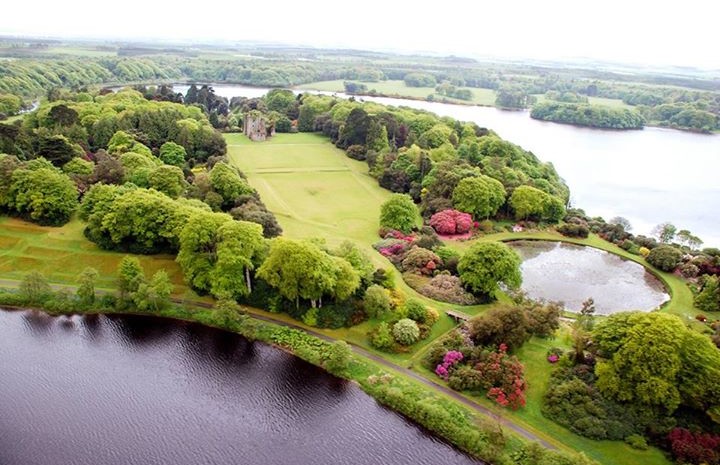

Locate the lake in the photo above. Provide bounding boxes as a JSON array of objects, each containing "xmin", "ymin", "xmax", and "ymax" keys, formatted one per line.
[
  {"xmin": 0, "ymin": 309, "xmax": 479, "ymax": 465},
  {"xmin": 508, "ymin": 240, "xmax": 669, "ymax": 314},
  {"xmin": 170, "ymin": 83, "xmax": 720, "ymax": 247}
]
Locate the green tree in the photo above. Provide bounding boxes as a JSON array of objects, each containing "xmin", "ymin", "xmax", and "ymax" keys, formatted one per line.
[
  {"xmin": 652, "ymin": 222, "xmax": 677, "ymax": 244},
  {"xmin": 176, "ymin": 211, "xmax": 234, "ymax": 293},
  {"xmin": 256, "ymin": 238, "xmax": 338, "ymax": 308},
  {"xmin": 458, "ymin": 242, "xmax": 521, "ymax": 297},
  {"xmin": 452, "ymin": 175, "xmax": 506, "ymax": 219},
  {"xmin": 593, "ymin": 312, "xmax": 720, "ymax": 415},
  {"xmin": 63, "ymin": 158, "xmax": 94, "ymax": 176},
  {"xmin": 117, "ymin": 256, "xmax": 144, "ymax": 302},
  {"xmin": 148, "ymin": 165, "xmax": 186, "ymax": 199},
  {"xmin": 379, "ymin": 193, "xmax": 418, "ymax": 233},
  {"xmin": 332, "ymin": 240, "xmax": 374, "ymax": 287},
  {"xmin": 36, "ymin": 134, "xmax": 84, "ymax": 167},
  {"xmin": 210, "ymin": 220, "xmax": 266, "ymax": 299},
  {"xmin": 509, "ymin": 185, "xmax": 548, "ymax": 220},
  {"xmin": 158, "ymin": 141, "xmax": 187, "ymax": 167},
  {"xmin": 324, "ymin": 340, "xmax": 352, "ymax": 374},
  {"xmin": 76, "ymin": 267, "xmax": 99, "ymax": 305},
  {"xmin": 20, "ymin": 271, "xmax": 52, "ymax": 303},
  {"xmin": 132, "ymin": 270, "xmax": 172, "ymax": 311},
  {"xmin": 8, "ymin": 167, "xmax": 78, "ymax": 225},
  {"xmin": 363, "ymin": 284, "xmax": 392, "ymax": 318},
  {"xmin": 209, "ymin": 162, "xmax": 253, "ymax": 206}
]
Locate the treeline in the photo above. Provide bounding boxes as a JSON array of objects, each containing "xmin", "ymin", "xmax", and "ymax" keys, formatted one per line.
[
  {"xmin": 530, "ymin": 102, "xmax": 646, "ymax": 129},
  {"xmin": 1, "ymin": 55, "xmax": 718, "ymax": 132},
  {"xmin": 2, "ymin": 89, "xmax": 226, "ymax": 160}
]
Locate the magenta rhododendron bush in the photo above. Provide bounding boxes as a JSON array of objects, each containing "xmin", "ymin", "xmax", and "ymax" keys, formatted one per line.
[{"xmin": 429, "ymin": 209, "xmax": 473, "ymax": 235}]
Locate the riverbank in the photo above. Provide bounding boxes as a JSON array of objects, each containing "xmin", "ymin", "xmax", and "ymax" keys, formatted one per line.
[{"xmin": 0, "ymin": 294, "xmax": 599, "ymax": 465}]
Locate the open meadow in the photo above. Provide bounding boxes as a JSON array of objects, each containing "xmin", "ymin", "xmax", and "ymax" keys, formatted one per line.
[
  {"xmin": 298, "ymin": 79, "xmax": 497, "ymax": 106},
  {"xmin": 0, "ymin": 216, "xmax": 199, "ymax": 298}
]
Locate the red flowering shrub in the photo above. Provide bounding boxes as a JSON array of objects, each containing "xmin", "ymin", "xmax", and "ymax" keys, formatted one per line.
[
  {"xmin": 429, "ymin": 209, "xmax": 473, "ymax": 235},
  {"xmin": 401, "ymin": 246, "xmax": 442, "ymax": 275},
  {"xmin": 475, "ymin": 344, "xmax": 527, "ymax": 410},
  {"xmin": 667, "ymin": 428, "xmax": 720, "ymax": 465}
]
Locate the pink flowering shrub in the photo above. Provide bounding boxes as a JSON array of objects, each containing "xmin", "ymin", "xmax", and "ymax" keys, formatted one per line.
[
  {"xmin": 429, "ymin": 209, "xmax": 473, "ymax": 235},
  {"xmin": 434, "ymin": 350, "xmax": 464, "ymax": 380}
]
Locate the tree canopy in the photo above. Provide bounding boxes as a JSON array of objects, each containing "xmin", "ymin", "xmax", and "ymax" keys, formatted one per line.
[{"xmin": 458, "ymin": 242, "xmax": 522, "ymax": 297}]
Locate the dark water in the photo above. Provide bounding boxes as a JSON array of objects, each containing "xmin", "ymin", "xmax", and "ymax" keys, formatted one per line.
[
  {"xmin": 509, "ymin": 240, "xmax": 669, "ymax": 314},
  {"xmin": 0, "ymin": 309, "xmax": 479, "ymax": 465}
]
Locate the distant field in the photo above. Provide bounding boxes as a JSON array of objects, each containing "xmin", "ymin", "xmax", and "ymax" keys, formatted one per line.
[
  {"xmin": 299, "ymin": 80, "xmax": 496, "ymax": 106},
  {"xmin": 532, "ymin": 94, "xmax": 632, "ymax": 109},
  {"xmin": 0, "ymin": 216, "xmax": 196, "ymax": 297},
  {"xmin": 0, "ymin": 47, "xmax": 116, "ymax": 58}
]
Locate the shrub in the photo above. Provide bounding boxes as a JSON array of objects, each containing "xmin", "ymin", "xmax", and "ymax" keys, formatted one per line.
[
  {"xmin": 429, "ymin": 209, "xmax": 473, "ymax": 235},
  {"xmin": 557, "ymin": 223, "xmax": 590, "ymax": 238},
  {"xmin": 405, "ymin": 299, "xmax": 428, "ymax": 323},
  {"xmin": 667, "ymin": 428, "xmax": 720, "ymax": 465},
  {"xmin": 625, "ymin": 434, "xmax": 648, "ymax": 450},
  {"xmin": 639, "ymin": 246, "xmax": 650, "ymax": 257},
  {"xmin": 393, "ymin": 318, "xmax": 420, "ymax": 345},
  {"xmin": 679, "ymin": 262, "xmax": 700, "ymax": 278},
  {"xmin": 425, "ymin": 307, "xmax": 440, "ymax": 326},
  {"xmin": 477, "ymin": 346, "xmax": 527, "ymax": 409},
  {"xmin": 369, "ymin": 322, "xmax": 394, "ymax": 350},
  {"xmin": 420, "ymin": 274, "xmax": 476, "ymax": 305},
  {"xmin": 468, "ymin": 305, "xmax": 531, "ymax": 351},
  {"xmin": 324, "ymin": 340, "xmax": 352, "ymax": 374},
  {"xmin": 364, "ymin": 284, "xmax": 392, "ymax": 318},
  {"xmin": 400, "ymin": 246, "xmax": 442, "ymax": 275},
  {"xmin": 646, "ymin": 245, "xmax": 683, "ymax": 271},
  {"xmin": 346, "ymin": 144, "xmax": 366, "ymax": 161},
  {"xmin": 379, "ymin": 193, "xmax": 418, "ymax": 233}
]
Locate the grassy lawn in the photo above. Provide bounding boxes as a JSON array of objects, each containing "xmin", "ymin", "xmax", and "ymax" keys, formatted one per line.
[
  {"xmin": 532, "ymin": 95, "xmax": 632, "ymax": 110},
  {"xmin": 0, "ymin": 216, "xmax": 203, "ymax": 300},
  {"xmin": 227, "ymin": 132, "xmax": 488, "ymax": 352},
  {"xmin": 298, "ymin": 80, "xmax": 497, "ymax": 106}
]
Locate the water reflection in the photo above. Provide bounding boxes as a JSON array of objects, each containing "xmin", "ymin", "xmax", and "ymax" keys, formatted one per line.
[
  {"xmin": 0, "ymin": 309, "xmax": 479, "ymax": 465},
  {"xmin": 509, "ymin": 240, "xmax": 669, "ymax": 314}
]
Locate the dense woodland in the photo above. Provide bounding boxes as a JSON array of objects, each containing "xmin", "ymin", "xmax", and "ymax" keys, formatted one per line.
[
  {"xmin": 0, "ymin": 43, "xmax": 718, "ymax": 131},
  {"xmin": 530, "ymin": 101, "xmax": 646, "ymax": 129}
]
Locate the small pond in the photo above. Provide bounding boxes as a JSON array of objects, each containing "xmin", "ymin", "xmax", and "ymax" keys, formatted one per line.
[{"xmin": 508, "ymin": 240, "xmax": 669, "ymax": 314}]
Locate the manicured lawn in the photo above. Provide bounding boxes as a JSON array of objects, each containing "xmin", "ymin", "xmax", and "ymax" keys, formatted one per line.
[
  {"xmin": 0, "ymin": 216, "xmax": 203, "ymax": 299},
  {"xmin": 298, "ymin": 80, "xmax": 497, "ymax": 106}
]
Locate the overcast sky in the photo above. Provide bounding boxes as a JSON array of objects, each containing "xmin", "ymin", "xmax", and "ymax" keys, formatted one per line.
[{"xmin": 1, "ymin": 0, "xmax": 717, "ymax": 69}]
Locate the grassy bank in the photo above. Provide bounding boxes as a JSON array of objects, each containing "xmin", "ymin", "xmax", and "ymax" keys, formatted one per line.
[{"xmin": 0, "ymin": 216, "xmax": 201, "ymax": 299}]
